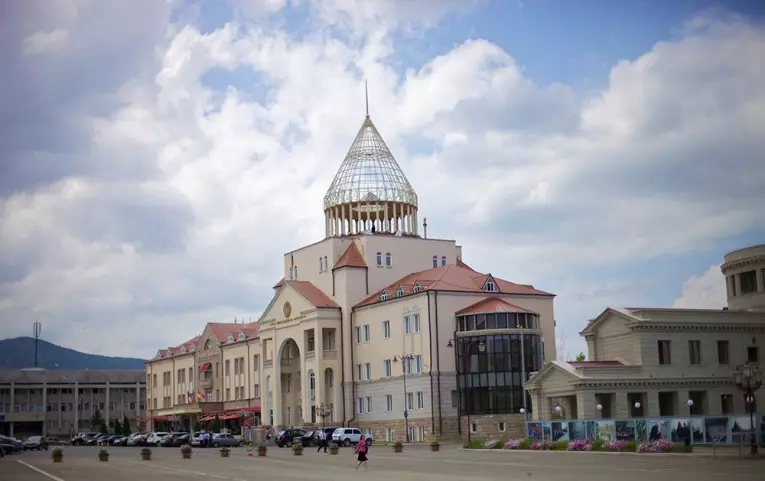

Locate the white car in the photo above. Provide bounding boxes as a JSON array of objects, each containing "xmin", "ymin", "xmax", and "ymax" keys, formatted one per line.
[
  {"xmin": 146, "ymin": 432, "xmax": 170, "ymax": 446},
  {"xmin": 331, "ymin": 428, "xmax": 373, "ymax": 447}
]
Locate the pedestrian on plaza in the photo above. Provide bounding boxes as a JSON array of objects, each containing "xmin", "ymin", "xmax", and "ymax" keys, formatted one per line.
[
  {"xmin": 353, "ymin": 436, "xmax": 368, "ymax": 471},
  {"xmin": 317, "ymin": 429, "xmax": 328, "ymax": 453},
  {"xmin": 203, "ymin": 431, "xmax": 210, "ymax": 447}
]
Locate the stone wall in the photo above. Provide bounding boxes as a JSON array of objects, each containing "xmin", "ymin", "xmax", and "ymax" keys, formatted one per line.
[
  {"xmin": 355, "ymin": 418, "xmax": 435, "ymax": 442},
  {"xmin": 353, "ymin": 413, "xmax": 526, "ymax": 442}
]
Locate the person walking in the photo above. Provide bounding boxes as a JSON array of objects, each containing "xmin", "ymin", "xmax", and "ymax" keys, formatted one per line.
[
  {"xmin": 317, "ymin": 429, "xmax": 328, "ymax": 453},
  {"xmin": 354, "ymin": 436, "xmax": 368, "ymax": 470}
]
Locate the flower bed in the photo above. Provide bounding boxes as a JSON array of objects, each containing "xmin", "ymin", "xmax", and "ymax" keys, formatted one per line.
[{"xmin": 466, "ymin": 437, "xmax": 690, "ymax": 454}]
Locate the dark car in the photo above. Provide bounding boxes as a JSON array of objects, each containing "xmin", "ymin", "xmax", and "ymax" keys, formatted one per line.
[
  {"xmin": 161, "ymin": 432, "xmax": 190, "ymax": 447},
  {"xmin": 22, "ymin": 436, "xmax": 49, "ymax": 451},
  {"xmin": 275, "ymin": 429, "xmax": 306, "ymax": 448},
  {"xmin": 210, "ymin": 433, "xmax": 243, "ymax": 448},
  {"xmin": 313, "ymin": 427, "xmax": 340, "ymax": 444},
  {"xmin": 0, "ymin": 435, "xmax": 22, "ymax": 453}
]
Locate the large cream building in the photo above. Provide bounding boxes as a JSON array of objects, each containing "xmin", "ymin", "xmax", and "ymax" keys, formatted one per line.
[
  {"xmin": 146, "ymin": 109, "xmax": 557, "ymax": 441},
  {"xmin": 526, "ymin": 243, "xmax": 765, "ymax": 421}
]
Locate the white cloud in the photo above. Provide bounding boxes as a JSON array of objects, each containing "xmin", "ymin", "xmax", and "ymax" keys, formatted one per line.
[
  {"xmin": 672, "ymin": 265, "xmax": 727, "ymax": 309},
  {"xmin": 23, "ymin": 29, "xmax": 69, "ymax": 54},
  {"xmin": 0, "ymin": 2, "xmax": 763, "ymax": 357}
]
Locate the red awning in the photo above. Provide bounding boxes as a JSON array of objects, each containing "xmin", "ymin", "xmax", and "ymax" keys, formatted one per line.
[
  {"xmin": 220, "ymin": 414, "xmax": 238, "ymax": 420},
  {"xmin": 152, "ymin": 416, "xmax": 169, "ymax": 421},
  {"xmin": 199, "ymin": 362, "xmax": 211, "ymax": 372},
  {"xmin": 200, "ymin": 416, "xmax": 214, "ymax": 422}
]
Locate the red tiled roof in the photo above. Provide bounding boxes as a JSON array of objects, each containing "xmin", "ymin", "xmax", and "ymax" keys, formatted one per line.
[
  {"xmin": 455, "ymin": 297, "xmax": 534, "ymax": 315},
  {"xmin": 568, "ymin": 360, "xmax": 624, "ymax": 368},
  {"xmin": 208, "ymin": 322, "xmax": 260, "ymax": 344},
  {"xmin": 356, "ymin": 264, "xmax": 553, "ymax": 307},
  {"xmin": 333, "ymin": 242, "xmax": 367, "ymax": 269},
  {"xmin": 273, "ymin": 278, "xmax": 285, "ymax": 288},
  {"xmin": 457, "ymin": 258, "xmax": 476, "ymax": 271},
  {"xmin": 283, "ymin": 280, "xmax": 341, "ymax": 309}
]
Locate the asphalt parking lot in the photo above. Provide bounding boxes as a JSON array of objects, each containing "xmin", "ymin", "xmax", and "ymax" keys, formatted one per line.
[{"xmin": 2, "ymin": 445, "xmax": 763, "ymax": 481}]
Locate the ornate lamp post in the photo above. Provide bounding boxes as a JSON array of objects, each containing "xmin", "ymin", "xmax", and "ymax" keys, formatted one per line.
[
  {"xmin": 733, "ymin": 362, "xmax": 762, "ymax": 456},
  {"xmin": 596, "ymin": 403, "xmax": 603, "ymax": 419},
  {"xmin": 316, "ymin": 403, "xmax": 332, "ymax": 429},
  {"xmin": 446, "ymin": 338, "xmax": 486, "ymax": 446},
  {"xmin": 392, "ymin": 353, "xmax": 415, "ymax": 442}
]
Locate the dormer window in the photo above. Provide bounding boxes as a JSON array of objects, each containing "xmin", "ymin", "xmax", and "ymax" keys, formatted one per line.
[
  {"xmin": 238, "ymin": 332, "xmax": 245, "ymax": 341},
  {"xmin": 380, "ymin": 291, "xmax": 389, "ymax": 301},
  {"xmin": 205, "ymin": 340, "xmax": 212, "ymax": 350},
  {"xmin": 385, "ymin": 252, "xmax": 392, "ymax": 267},
  {"xmin": 395, "ymin": 286, "xmax": 405, "ymax": 298},
  {"xmin": 155, "ymin": 351, "xmax": 162, "ymax": 359},
  {"xmin": 483, "ymin": 278, "xmax": 499, "ymax": 293},
  {"xmin": 227, "ymin": 334, "xmax": 234, "ymax": 343},
  {"xmin": 180, "ymin": 347, "xmax": 186, "ymax": 354},
  {"xmin": 376, "ymin": 252, "xmax": 382, "ymax": 266},
  {"xmin": 190, "ymin": 344, "xmax": 195, "ymax": 352},
  {"xmin": 412, "ymin": 282, "xmax": 422, "ymax": 294}
]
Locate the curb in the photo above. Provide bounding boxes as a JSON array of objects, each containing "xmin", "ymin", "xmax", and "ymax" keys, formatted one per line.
[{"xmin": 458, "ymin": 448, "xmax": 760, "ymax": 458}]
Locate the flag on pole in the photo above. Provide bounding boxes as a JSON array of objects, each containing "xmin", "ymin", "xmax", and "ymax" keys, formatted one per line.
[{"xmin": 290, "ymin": 253, "xmax": 294, "ymax": 268}]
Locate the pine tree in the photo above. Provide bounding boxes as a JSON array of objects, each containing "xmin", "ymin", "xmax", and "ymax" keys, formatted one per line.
[
  {"xmin": 122, "ymin": 416, "xmax": 131, "ymax": 436},
  {"xmin": 91, "ymin": 408, "xmax": 104, "ymax": 431},
  {"xmin": 99, "ymin": 421, "xmax": 108, "ymax": 434},
  {"xmin": 114, "ymin": 418, "xmax": 122, "ymax": 435}
]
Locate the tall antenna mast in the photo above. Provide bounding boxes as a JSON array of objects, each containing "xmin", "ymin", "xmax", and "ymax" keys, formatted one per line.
[
  {"xmin": 365, "ymin": 80, "xmax": 369, "ymax": 118},
  {"xmin": 33, "ymin": 321, "xmax": 42, "ymax": 368}
]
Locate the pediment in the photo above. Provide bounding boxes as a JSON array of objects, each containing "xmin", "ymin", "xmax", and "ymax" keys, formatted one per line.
[
  {"xmin": 579, "ymin": 308, "xmax": 638, "ymax": 337},
  {"xmin": 525, "ymin": 361, "xmax": 582, "ymax": 389},
  {"xmin": 258, "ymin": 283, "xmax": 316, "ymax": 325}
]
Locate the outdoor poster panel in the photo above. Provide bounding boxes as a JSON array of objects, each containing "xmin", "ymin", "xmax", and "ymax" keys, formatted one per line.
[{"xmin": 615, "ymin": 420, "xmax": 635, "ymax": 441}]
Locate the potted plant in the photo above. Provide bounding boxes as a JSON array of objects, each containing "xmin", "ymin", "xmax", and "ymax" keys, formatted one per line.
[
  {"xmin": 257, "ymin": 443, "xmax": 267, "ymax": 457},
  {"xmin": 430, "ymin": 441, "xmax": 440, "ymax": 452},
  {"xmin": 393, "ymin": 440, "xmax": 403, "ymax": 453},
  {"xmin": 141, "ymin": 448, "xmax": 152, "ymax": 461},
  {"xmin": 328, "ymin": 441, "xmax": 339, "ymax": 455},
  {"xmin": 98, "ymin": 447, "xmax": 109, "ymax": 462},
  {"xmin": 180, "ymin": 444, "xmax": 192, "ymax": 459},
  {"xmin": 292, "ymin": 442, "xmax": 304, "ymax": 456},
  {"xmin": 52, "ymin": 446, "xmax": 63, "ymax": 463},
  {"xmin": 220, "ymin": 446, "xmax": 231, "ymax": 458}
]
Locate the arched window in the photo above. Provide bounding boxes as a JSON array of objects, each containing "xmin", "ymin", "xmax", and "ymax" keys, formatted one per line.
[
  {"xmin": 432, "ymin": 255, "xmax": 438, "ymax": 268},
  {"xmin": 385, "ymin": 252, "xmax": 392, "ymax": 267},
  {"xmin": 319, "ymin": 257, "xmax": 323, "ymax": 273},
  {"xmin": 380, "ymin": 291, "xmax": 389, "ymax": 301},
  {"xmin": 309, "ymin": 371, "xmax": 316, "ymax": 392},
  {"xmin": 324, "ymin": 256, "xmax": 328, "ymax": 270},
  {"xmin": 205, "ymin": 340, "xmax": 212, "ymax": 350},
  {"xmin": 376, "ymin": 252, "xmax": 382, "ymax": 266},
  {"xmin": 412, "ymin": 282, "xmax": 422, "ymax": 294},
  {"xmin": 441, "ymin": 256, "xmax": 447, "ymax": 266},
  {"xmin": 395, "ymin": 286, "xmax": 405, "ymax": 298}
]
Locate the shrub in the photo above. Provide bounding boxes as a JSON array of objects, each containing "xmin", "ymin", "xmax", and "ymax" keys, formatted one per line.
[
  {"xmin": 518, "ymin": 439, "xmax": 532, "ymax": 449},
  {"xmin": 590, "ymin": 439, "xmax": 604, "ymax": 451},
  {"xmin": 636, "ymin": 440, "xmax": 673, "ymax": 453},
  {"xmin": 567, "ymin": 440, "xmax": 591, "ymax": 451},
  {"xmin": 551, "ymin": 441, "xmax": 568, "ymax": 451},
  {"xmin": 503, "ymin": 439, "xmax": 522, "ymax": 450},
  {"xmin": 483, "ymin": 439, "xmax": 500, "ymax": 449},
  {"xmin": 670, "ymin": 442, "xmax": 692, "ymax": 453},
  {"xmin": 393, "ymin": 441, "xmax": 404, "ymax": 448}
]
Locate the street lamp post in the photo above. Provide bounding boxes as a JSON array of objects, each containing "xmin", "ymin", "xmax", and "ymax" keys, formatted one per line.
[
  {"xmin": 393, "ymin": 354, "xmax": 414, "ymax": 442},
  {"xmin": 317, "ymin": 403, "xmax": 332, "ymax": 429},
  {"xmin": 446, "ymin": 338, "xmax": 486, "ymax": 446},
  {"xmin": 596, "ymin": 403, "xmax": 603, "ymax": 419},
  {"xmin": 733, "ymin": 362, "xmax": 762, "ymax": 456}
]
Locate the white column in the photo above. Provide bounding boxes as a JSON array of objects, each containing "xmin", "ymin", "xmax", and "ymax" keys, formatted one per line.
[
  {"xmin": 300, "ymin": 352, "xmax": 308, "ymax": 425},
  {"xmin": 273, "ymin": 365, "xmax": 282, "ymax": 429},
  {"xmin": 105, "ymin": 382, "xmax": 111, "ymax": 429},
  {"xmin": 42, "ymin": 383, "xmax": 47, "ymax": 436},
  {"xmin": 74, "ymin": 381, "xmax": 79, "ymax": 433},
  {"xmin": 314, "ymin": 367, "xmax": 323, "ymax": 424}
]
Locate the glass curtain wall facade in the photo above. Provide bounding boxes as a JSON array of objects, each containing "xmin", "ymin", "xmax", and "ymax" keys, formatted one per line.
[{"xmin": 456, "ymin": 312, "xmax": 544, "ymax": 415}]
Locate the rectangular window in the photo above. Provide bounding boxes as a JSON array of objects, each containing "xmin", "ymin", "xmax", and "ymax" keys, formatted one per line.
[
  {"xmin": 363, "ymin": 325, "xmax": 371, "ymax": 342},
  {"xmin": 225, "ymin": 360, "xmax": 230, "ymax": 376},
  {"xmin": 225, "ymin": 388, "xmax": 230, "ymax": 401},
  {"xmin": 356, "ymin": 364, "xmax": 363, "ymax": 381},
  {"xmin": 413, "ymin": 314, "xmax": 420, "ymax": 333},
  {"xmin": 366, "ymin": 396, "xmax": 372, "ymax": 413},
  {"xmin": 688, "ymin": 340, "xmax": 701, "ymax": 365},
  {"xmin": 385, "ymin": 428, "xmax": 393, "ymax": 441},
  {"xmin": 403, "ymin": 315, "xmax": 410, "ymax": 334},
  {"xmin": 416, "ymin": 391, "xmax": 424, "ymax": 409},
  {"xmin": 383, "ymin": 359, "xmax": 391, "ymax": 377},
  {"xmin": 498, "ymin": 422, "xmax": 506, "ymax": 432},
  {"xmin": 748, "ymin": 346, "xmax": 759, "ymax": 363},
  {"xmin": 721, "ymin": 394, "xmax": 733, "ymax": 414},
  {"xmin": 740, "ymin": 270, "xmax": 758, "ymax": 294},
  {"xmin": 406, "ymin": 392, "xmax": 414, "ymax": 410},
  {"xmin": 383, "ymin": 320, "xmax": 390, "ymax": 339},
  {"xmin": 254, "ymin": 384, "xmax": 260, "ymax": 399},
  {"xmin": 355, "ymin": 327, "xmax": 361, "ymax": 344},
  {"xmin": 357, "ymin": 397, "xmax": 364, "ymax": 414},
  {"xmin": 717, "ymin": 341, "xmax": 729, "ymax": 364},
  {"xmin": 385, "ymin": 394, "xmax": 393, "ymax": 412},
  {"xmin": 658, "ymin": 340, "xmax": 671, "ymax": 365},
  {"xmin": 254, "ymin": 355, "xmax": 259, "ymax": 371},
  {"xmin": 364, "ymin": 363, "xmax": 371, "ymax": 380},
  {"xmin": 414, "ymin": 355, "xmax": 422, "ymax": 374}
]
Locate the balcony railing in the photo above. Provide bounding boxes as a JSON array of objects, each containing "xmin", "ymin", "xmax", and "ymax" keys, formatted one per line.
[
  {"xmin": 281, "ymin": 358, "xmax": 293, "ymax": 367},
  {"xmin": 323, "ymin": 350, "xmax": 337, "ymax": 360},
  {"xmin": 305, "ymin": 351, "xmax": 316, "ymax": 360},
  {"xmin": 264, "ymin": 359, "xmax": 273, "ymax": 368}
]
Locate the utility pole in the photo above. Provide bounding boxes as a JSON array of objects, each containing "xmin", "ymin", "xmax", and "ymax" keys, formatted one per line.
[{"xmin": 33, "ymin": 321, "xmax": 42, "ymax": 368}]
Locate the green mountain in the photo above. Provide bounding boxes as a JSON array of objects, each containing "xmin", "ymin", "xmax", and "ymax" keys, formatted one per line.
[{"xmin": 0, "ymin": 337, "xmax": 145, "ymax": 370}]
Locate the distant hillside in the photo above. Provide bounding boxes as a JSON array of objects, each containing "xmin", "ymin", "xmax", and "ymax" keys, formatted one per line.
[{"xmin": 0, "ymin": 337, "xmax": 145, "ymax": 371}]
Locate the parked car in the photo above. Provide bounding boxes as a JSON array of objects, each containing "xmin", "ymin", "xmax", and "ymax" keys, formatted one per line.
[
  {"xmin": 313, "ymin": 427, "xmax": 340, "ymax": 444},
  {"xmin": 210, "ymin": 433, "xmax": 243, "ymax": 448},
  {"xmin": 160, "ymin": 432, "xmax": 190, "ymax": 447},
  {"xmin": 331, "ymin": 428, "xmax": 373, "ymax": 446},
  {"xmin": 127, "ymin": 432, "xmax": 148, "ymax": 446},
  {"xmin": 71, "ymin": 432, "xmax": 99, "ymax": 445},
  {"xmin": 0, "ymin": 435, "xmax": 22, "ymax": 453},
  {"xmin": 22, "ymin": 436, "xmax": 49, "ymax": 451},
  {"xmin": 190, "ymin": 432, "xmax": 205, "ymax": 447},
  {"xmin": 146, "ymin": 432, "xmax": 171, "ymax": 446},
  {"xmin": 274, "ymin": 429, "xmax": 306, "ymax": 448},
  {"xmin": 45, "ymin": 437, "xmax": 66, "ymax": 446}
]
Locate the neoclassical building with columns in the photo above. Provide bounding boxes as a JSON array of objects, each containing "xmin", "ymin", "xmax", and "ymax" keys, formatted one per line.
[{"xmin": 146, "ymin": 107, "xmax": 556, "ymax": 441}]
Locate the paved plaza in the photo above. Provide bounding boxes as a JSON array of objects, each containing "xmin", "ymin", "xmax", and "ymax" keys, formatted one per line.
[{"xmin": 2, "ymin": 445, "xmax": 763, "ymax": 481}]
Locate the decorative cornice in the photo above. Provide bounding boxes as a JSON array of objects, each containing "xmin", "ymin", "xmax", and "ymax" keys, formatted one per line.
[
  {"xmin": 628, "ymin": 322, "xmax": 765, "ymax": 333},
  {"xmin": 571, "ymin": 377, "xmax": 734, "ymax": 390},
  {"xmin": 721, "ymin": 256, "xmax": 765, "ymax": 274}
]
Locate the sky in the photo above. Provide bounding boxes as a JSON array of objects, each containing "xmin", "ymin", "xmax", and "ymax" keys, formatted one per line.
[{"xmin": 1, "ymin": 0, "xmax": 764, "ymax": 360}]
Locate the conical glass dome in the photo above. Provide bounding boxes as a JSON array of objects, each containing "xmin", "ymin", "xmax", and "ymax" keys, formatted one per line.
[{"xmin": 323, "ymin": 114, "xmax": 419, "ymax": 237}]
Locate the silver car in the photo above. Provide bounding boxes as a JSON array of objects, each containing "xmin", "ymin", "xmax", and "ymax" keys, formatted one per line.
[{"xmin": 210, "ymin": 433, "xmax": 243, "ymax": 448}]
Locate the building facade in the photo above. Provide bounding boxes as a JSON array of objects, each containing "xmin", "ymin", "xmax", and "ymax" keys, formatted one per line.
[
  {"xmin": 147, "ymin": 108, "xmax": 557, "ymax": 441},
  {"xmin": 0, "ymin": 368, "xmax": 145, "ymax": 439},
  {"xmin": 526, "ymin": 244, "xmax": 765, "ymax": 422}
]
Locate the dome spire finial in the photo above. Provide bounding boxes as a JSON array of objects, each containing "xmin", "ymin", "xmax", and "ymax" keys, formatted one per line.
[{"xmin": 365, "ymin": 79, "xmax": 369, "ymax": 118}]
